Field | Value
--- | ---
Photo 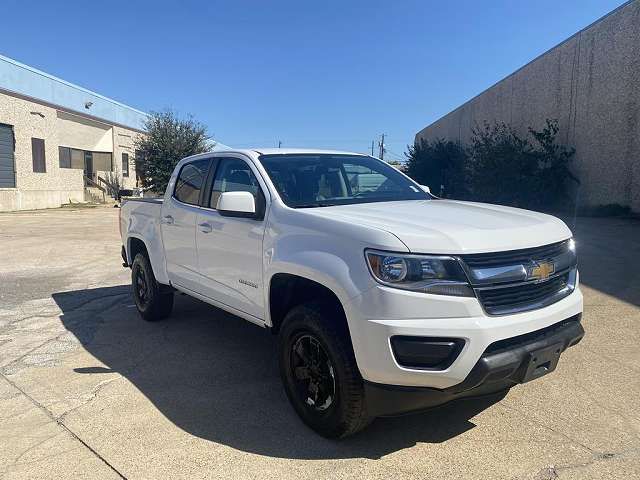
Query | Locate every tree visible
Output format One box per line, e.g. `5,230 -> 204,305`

405,138 -> 468,198
134,110 -> 212,193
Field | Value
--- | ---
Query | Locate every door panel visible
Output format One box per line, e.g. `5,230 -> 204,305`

161,158 -> 211,290
196,157 -> 267,319
196,209 -> 265,317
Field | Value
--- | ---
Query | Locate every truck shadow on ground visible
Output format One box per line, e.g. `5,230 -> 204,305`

53,285 -> 506,460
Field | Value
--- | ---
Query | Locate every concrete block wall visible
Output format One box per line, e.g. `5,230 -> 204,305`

415,0 -> 640,212
112,125 -> 141,190
0,90 -> 142,211
0,91 -> 84,211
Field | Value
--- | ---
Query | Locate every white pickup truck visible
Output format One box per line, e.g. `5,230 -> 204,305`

120,148 -> 584,438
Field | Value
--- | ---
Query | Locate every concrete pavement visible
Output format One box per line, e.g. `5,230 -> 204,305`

0,207 -> 638,479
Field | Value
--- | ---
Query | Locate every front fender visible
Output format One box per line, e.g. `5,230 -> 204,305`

264,248 -> 377,327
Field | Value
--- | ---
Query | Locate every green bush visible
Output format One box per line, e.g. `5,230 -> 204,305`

468,119 -> 576,210
404,138 -> 468,198
405,119 -> 576,210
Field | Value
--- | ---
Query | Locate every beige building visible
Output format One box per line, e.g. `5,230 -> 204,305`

0,54 -> 146,211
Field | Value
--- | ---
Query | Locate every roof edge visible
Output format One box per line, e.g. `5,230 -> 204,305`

0,53 -> 147,116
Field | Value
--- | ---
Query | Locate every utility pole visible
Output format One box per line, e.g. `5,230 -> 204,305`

371,140 -> 375,156
378,133 -> 385,161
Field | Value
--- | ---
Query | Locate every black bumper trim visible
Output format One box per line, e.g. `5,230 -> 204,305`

364,313 -> 584,417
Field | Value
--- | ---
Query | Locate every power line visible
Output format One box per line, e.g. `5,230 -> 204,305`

385,148 -> 406,160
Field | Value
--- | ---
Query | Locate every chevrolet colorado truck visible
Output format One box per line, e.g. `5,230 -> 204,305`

119,149 -> 584,438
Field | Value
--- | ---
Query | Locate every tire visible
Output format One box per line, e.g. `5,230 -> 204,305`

278,302 -> 371,438
131,253 -> 174,322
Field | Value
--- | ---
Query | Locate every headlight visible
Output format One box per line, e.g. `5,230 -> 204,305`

365,250 -> 474,297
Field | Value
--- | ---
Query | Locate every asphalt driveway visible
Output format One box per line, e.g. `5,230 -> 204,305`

0,207 -> 638,479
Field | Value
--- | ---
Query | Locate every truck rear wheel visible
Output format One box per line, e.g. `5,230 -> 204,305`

278,302 -> 371,438
131,253 -> 173,321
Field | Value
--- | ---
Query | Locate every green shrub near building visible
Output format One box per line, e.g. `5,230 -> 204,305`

405,119 -> 578,212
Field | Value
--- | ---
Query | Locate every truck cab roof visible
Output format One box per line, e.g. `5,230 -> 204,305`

181,148 -> 368,163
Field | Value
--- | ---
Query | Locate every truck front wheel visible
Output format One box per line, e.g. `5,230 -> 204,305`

131,253 -> 174,321
278,302 -> 371,438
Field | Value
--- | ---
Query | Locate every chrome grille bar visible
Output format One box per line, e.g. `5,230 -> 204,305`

459,240 -> 577,315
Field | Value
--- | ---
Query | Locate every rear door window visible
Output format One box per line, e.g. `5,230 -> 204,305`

173,159 -> 210,205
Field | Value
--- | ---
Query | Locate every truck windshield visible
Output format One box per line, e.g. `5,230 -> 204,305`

259,154 -> 430,208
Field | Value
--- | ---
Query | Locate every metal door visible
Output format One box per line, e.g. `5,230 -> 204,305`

0,124 -> 16,188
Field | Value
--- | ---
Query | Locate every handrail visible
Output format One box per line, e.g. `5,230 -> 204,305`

97,175 -> 121,201
84,175 -> 106,202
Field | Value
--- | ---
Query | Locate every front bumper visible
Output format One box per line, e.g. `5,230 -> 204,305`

345,278 -> 584,389
364,313 -> 584,416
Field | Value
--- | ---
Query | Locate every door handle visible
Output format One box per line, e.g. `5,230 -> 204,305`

198,222 -> 213,233
161,215 -> 174,225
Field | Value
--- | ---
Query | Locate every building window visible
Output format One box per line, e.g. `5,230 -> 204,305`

32,138 -> 46,173
59,146 -> 71,168
70,149 -> 84,169
92,152 -> 113,172
122,153 -> 129,177
59,146 -> 108,170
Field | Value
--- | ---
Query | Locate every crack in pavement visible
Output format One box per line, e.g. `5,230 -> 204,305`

1,293 -> 129,374
0,290 -> 132,479
528,448 -> 640,479
57,378 -> 119,423
0,373 -> 127,480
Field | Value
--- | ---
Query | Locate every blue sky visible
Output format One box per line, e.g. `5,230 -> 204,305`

0,0 -> 626,159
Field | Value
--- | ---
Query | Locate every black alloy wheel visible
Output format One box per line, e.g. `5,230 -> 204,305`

131,253 -> 174,321
278,302 -> 371,438
290,334 -> 337,412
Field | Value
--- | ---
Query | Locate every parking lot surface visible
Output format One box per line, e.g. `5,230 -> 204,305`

0,207 -> 639,479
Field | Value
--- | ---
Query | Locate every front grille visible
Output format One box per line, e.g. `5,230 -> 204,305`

476,272 -> 572,315
460,240 -> 576,315
462,240 -> 569,268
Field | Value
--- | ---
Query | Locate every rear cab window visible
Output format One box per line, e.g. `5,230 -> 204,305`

173,159 -> 210,205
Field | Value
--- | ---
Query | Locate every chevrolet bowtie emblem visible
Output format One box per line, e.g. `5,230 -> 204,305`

528,260 -> 555,281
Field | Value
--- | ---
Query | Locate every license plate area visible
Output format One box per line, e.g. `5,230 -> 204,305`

521,342 -> 563,383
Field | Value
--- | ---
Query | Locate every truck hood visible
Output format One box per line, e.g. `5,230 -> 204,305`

303,200 -> 572,254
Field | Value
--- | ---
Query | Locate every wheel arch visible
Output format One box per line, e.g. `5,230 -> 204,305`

125,234 -> 170,285
268,272 -> 350,337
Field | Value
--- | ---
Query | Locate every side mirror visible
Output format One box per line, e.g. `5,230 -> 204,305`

216,191 -> 256,218
420,185 -> 431,194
